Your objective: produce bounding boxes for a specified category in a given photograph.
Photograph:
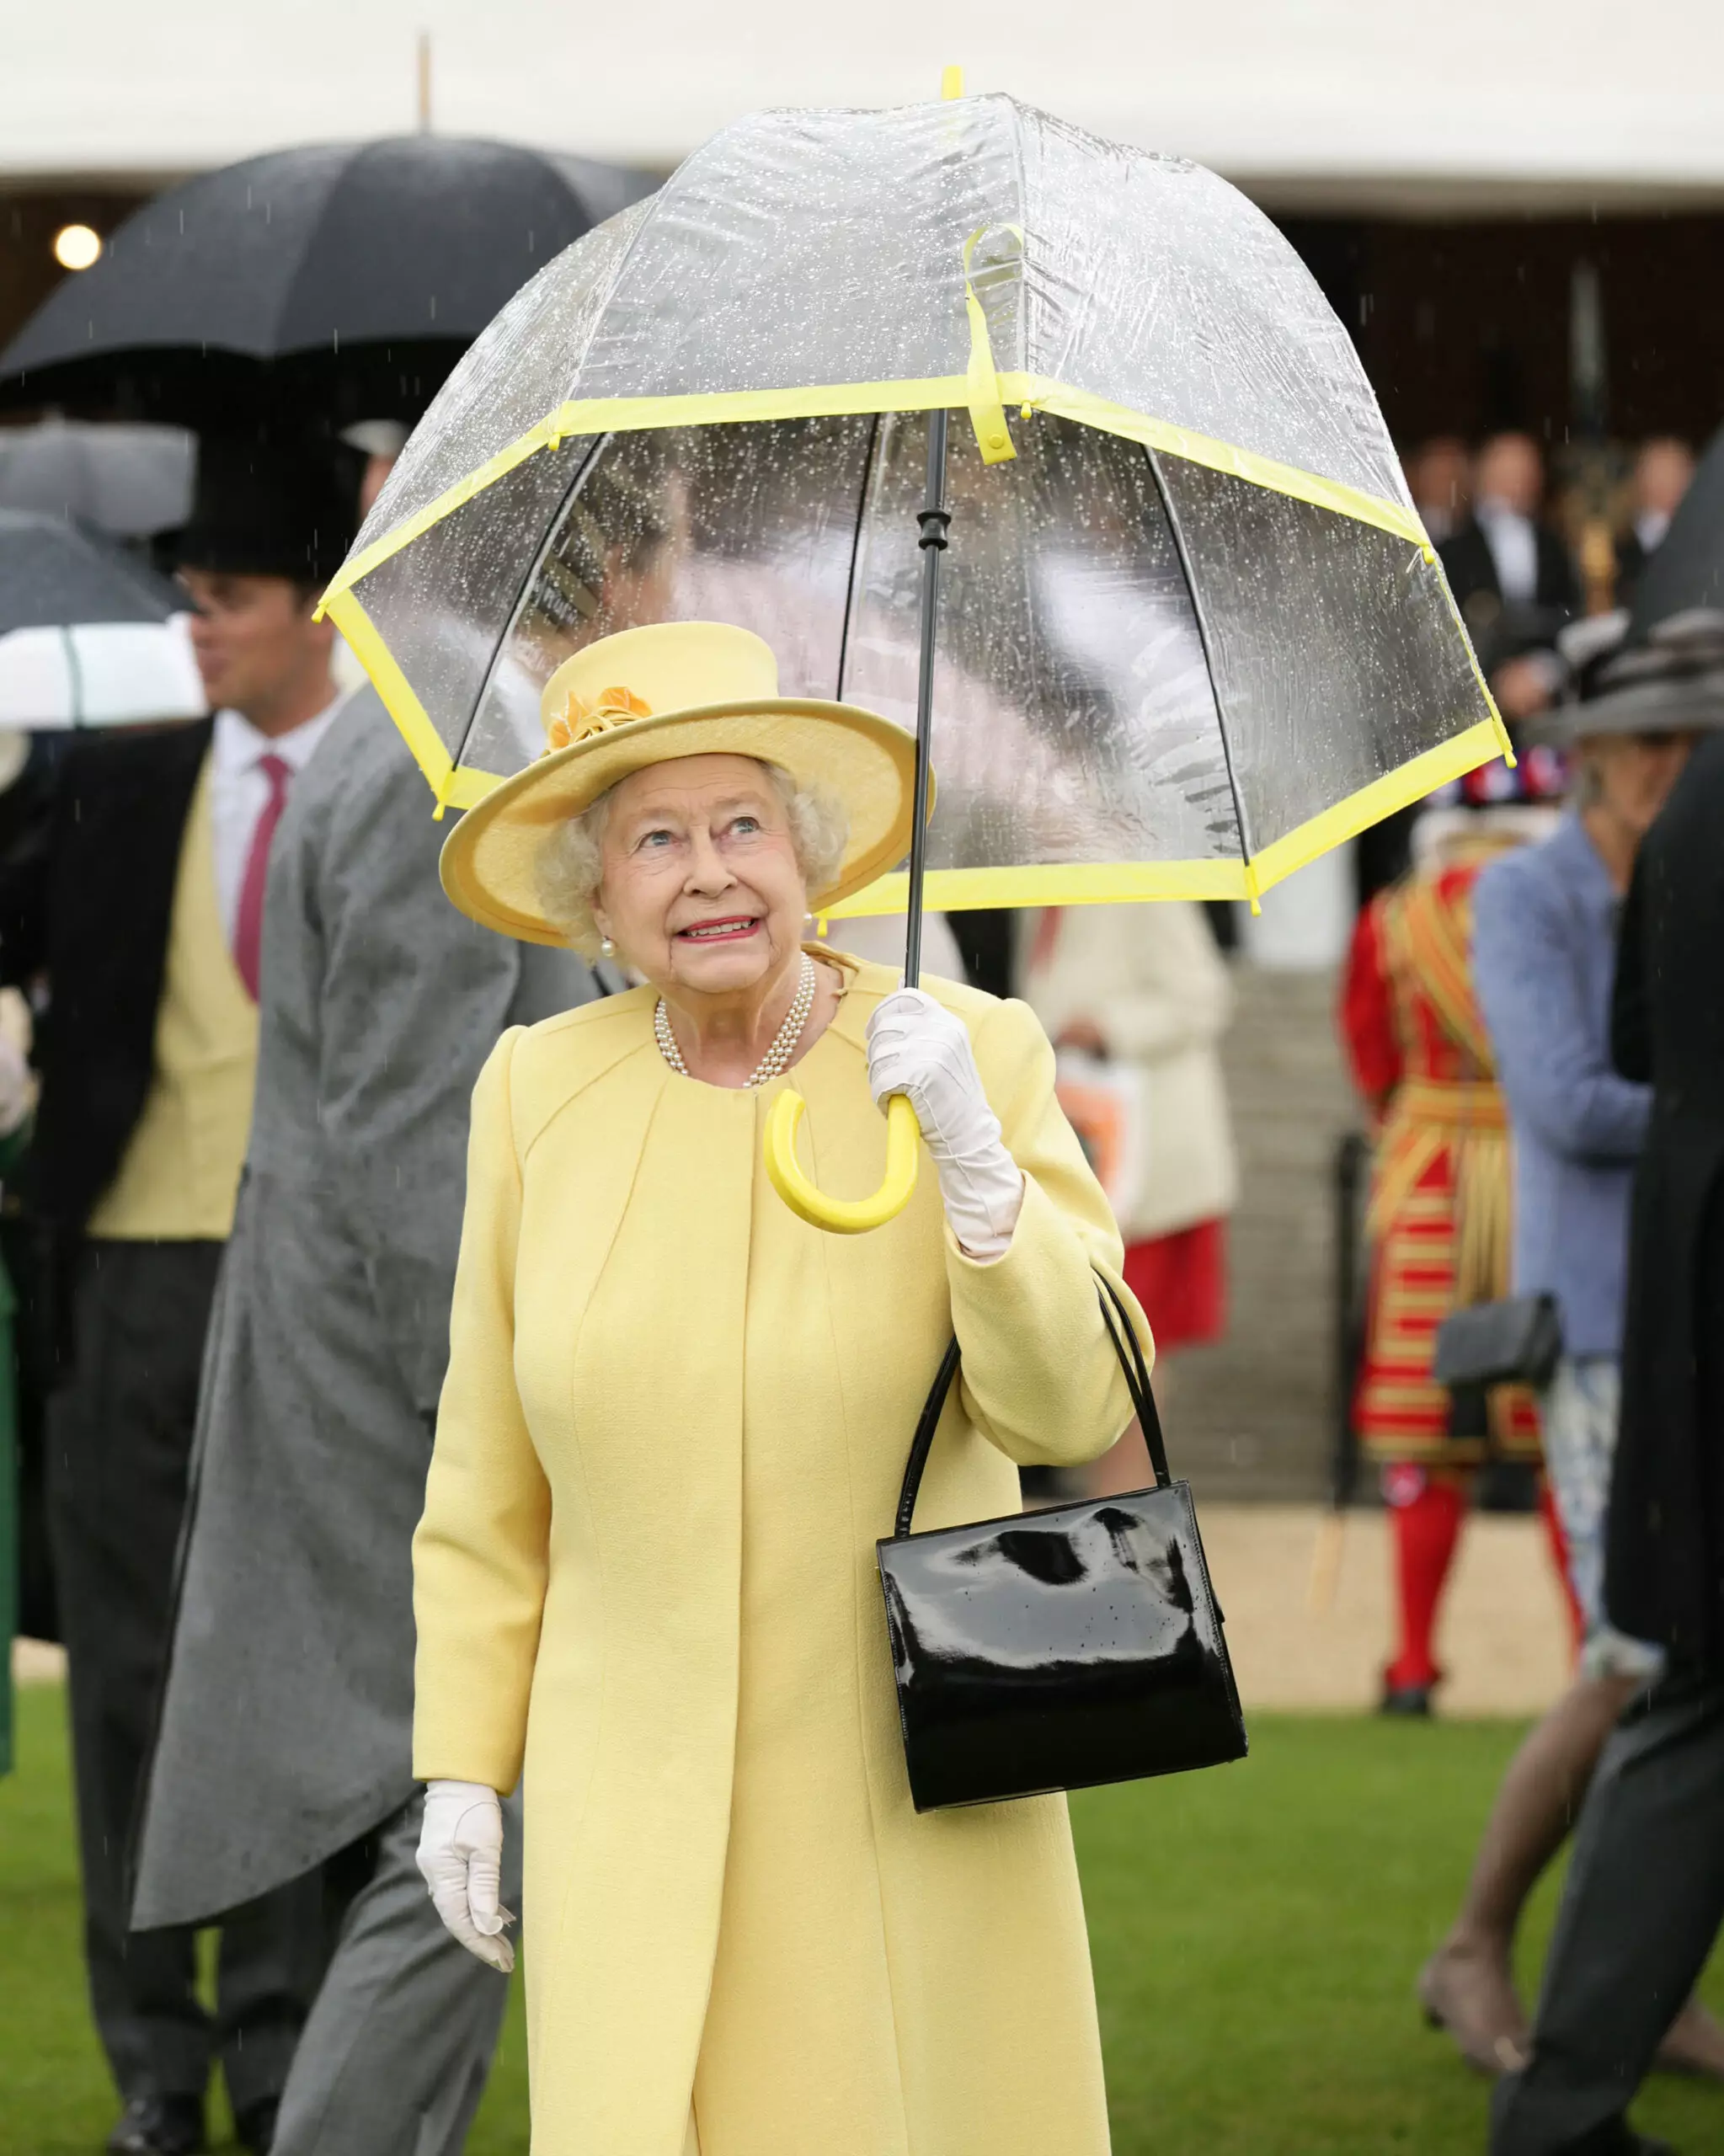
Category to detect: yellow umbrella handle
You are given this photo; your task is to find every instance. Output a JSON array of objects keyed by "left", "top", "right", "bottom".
[{"left": 765, "top": 1090, "right": 920, "bottom": 1235}]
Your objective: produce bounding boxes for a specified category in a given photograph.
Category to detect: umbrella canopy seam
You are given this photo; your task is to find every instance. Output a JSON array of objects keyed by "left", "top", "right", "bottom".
[
  {"left": 318, "top": 372, "right": 1430, "bottom": 612},
  {"left": 248, "top": 147, "right": 350, "bottom": 352},
  {"left": 1143, "top": 439, "right": 1256, "bottom": 894}
]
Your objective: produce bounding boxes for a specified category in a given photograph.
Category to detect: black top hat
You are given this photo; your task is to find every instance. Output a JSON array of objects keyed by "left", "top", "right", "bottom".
[{"left": 173, "top": 436, "right": 357, "bottom": 585}]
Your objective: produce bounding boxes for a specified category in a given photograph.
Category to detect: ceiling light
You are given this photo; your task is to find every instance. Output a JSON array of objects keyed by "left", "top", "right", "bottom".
[{"left": 52, "top": 224, "right": 102, "bottom": 272}]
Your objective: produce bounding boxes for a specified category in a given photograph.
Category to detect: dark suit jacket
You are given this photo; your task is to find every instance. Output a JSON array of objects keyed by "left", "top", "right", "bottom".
[
  {"left": 0, "top": 721, "right": 211, "bottom": 1239},
  {"left": 1438, "top": 517, "right": 1580, "bottom": 627},
  {"left": 1608, "top": 730, "right": 1724, "bottom": 1665}
]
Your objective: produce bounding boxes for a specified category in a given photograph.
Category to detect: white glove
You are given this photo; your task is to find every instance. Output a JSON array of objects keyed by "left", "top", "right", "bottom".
[
  {"left": 416, "top": 1780, "right": 515, "bottom": 1972},
  {"left": 867, "top": 988, "right": 1024, "bottom": 1261}
]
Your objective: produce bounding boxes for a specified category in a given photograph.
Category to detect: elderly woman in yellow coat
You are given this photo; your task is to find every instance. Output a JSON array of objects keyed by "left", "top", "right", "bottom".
[{"left": 411, "top": 621, "right": 1150, "bottom": 2156}]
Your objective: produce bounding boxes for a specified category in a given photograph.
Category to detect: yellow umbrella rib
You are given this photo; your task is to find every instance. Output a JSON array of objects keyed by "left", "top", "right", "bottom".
[{"left": 320, "top": 376, "right": 1428, "bottom": 607}]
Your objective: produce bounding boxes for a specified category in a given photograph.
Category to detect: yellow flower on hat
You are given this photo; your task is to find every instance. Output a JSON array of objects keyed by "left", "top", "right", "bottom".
[{"left": 543, "top": 684, "right": 654, "bottom": 753}]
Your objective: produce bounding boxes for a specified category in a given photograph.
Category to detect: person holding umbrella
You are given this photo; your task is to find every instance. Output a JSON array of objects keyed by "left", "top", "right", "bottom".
[
  {"left": 411, "top": 619, "right": 1145, "bottom": 2154},
  {"left": 307, "top": 88, "right": 1532, "bottom": 2143},
  {"left": 0, "top": 437, "right": 355, "bottom": 2156}
]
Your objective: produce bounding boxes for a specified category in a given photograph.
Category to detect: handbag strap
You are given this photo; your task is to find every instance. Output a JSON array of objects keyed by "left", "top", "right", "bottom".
[
  {"left": 1096, "top": 1271, "right": 1171, "bottom": 1486},
  {"left": 892, "top": 1272, "right": 1170, "bottom": 1541}
]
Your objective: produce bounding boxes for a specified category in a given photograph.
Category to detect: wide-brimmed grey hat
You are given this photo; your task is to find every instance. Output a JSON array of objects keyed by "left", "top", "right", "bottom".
[{"left": 1533, "top": 609, "right": 1724, "bottom": 743}]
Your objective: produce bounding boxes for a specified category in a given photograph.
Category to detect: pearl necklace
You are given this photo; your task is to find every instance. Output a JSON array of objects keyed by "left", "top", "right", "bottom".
[{"left": 654, "top": 952, "right": 818, "bottom": 1088}]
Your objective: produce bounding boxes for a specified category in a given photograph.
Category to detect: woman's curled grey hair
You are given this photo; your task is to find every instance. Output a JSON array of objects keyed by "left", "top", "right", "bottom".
[{"left": 536, "top": 759, "right": 849, "bottom": 958}]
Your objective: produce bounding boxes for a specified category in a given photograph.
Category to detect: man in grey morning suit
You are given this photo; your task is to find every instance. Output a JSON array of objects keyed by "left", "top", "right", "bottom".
[{"left": 131, "top": 686, "right": 606, "bottom": 2155}]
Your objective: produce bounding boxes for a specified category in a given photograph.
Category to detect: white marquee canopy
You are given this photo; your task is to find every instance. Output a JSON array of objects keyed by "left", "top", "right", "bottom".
[{"left": 6, "top": 0, "right": 1724, "bottom": 213}]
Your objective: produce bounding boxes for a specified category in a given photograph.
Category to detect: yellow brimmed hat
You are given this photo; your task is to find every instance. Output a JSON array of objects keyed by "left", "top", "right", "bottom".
[{"left": 439, "top": 621, "right": 921, "bottom": 944}]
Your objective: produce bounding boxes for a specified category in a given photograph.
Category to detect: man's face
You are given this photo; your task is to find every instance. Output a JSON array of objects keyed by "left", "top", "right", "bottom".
[
  {"left": 179, "top": 568, "right": 332, "bottom": 714},
  {"left": 1476, "top": 435, "right": 1544, "bottom": 518},
  {"left": 1635, "top": 440, "right": 1694, "bottom": 520}
]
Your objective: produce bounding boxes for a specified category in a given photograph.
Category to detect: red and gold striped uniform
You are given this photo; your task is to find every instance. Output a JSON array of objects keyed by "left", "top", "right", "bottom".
[{"left": 1342, "top": 857, "right": 1540, "bottom": 1467}]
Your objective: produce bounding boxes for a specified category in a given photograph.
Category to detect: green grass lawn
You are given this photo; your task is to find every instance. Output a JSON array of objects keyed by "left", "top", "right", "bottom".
[{"left": 3, "top": 1686, "right": 1720, "bottom": 2154}]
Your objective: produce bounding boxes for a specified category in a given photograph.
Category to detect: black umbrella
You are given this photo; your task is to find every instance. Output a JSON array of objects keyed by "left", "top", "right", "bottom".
[
  {"left": 0, "top": 510, "right": 203, "bottom": 725},
  {"left": 1627, "top": 422, "right": 1724, "bottom": 640},
  {"left": 0, "top": 137, "right": 655, "bottom": 429}
]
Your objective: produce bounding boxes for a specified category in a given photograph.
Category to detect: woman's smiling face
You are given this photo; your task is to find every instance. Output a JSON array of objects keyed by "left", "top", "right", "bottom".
[{"left": 590, "top": 753, "right": 809, "bottom": 996}]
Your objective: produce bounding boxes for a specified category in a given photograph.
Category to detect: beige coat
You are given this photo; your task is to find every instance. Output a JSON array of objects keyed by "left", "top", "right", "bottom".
[
  {"left": 1018, "top": 903, "right": 1238, "bottom": 1243},
  {"left": 413, "top": 953, "right": 1147, "bottom": 2154}
]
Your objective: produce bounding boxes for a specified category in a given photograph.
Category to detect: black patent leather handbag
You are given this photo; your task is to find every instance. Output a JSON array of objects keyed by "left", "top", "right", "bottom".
[{"left": 878, "top": 1275, "right": 1248, "bottom": 1812}]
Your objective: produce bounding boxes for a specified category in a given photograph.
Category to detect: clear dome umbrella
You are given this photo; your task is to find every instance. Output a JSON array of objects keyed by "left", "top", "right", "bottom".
[{"left": 318, "top": 84, "right": 1508, "bottom": 1232}]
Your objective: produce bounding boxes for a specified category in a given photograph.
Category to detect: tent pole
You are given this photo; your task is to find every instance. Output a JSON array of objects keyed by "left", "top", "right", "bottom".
[{"left": 905, "top": 407, "right": 950, "bottom": 989}]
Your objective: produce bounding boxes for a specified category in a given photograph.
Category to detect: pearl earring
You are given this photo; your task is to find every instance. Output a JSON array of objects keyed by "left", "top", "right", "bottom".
[{"left": 599, "top": 936, "right": 616, "bottom": 957}]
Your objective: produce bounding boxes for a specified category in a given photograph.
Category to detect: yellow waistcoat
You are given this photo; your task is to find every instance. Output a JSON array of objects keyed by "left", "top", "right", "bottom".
[
  {"left": 414, "top": 954, "right": 1151, "bottom": 2156},
  {"left": 88, "top": 756, "right": 258, "bottom": 1241}
]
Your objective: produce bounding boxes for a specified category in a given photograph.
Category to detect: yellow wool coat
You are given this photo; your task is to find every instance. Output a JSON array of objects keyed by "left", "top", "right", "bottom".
[{"left": 414, "top": 953, "right": 1150, "bottom": 2156}]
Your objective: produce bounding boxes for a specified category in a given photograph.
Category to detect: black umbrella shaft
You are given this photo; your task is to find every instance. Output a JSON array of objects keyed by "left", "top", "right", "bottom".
[{"left": 905, "top": 408, "right": 951, "bottom": 989}]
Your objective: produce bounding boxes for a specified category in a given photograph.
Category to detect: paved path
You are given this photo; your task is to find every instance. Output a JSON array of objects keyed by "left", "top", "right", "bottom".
[{"left": 1201, "top": 1502, "right": 1573, "bottom": 1716}]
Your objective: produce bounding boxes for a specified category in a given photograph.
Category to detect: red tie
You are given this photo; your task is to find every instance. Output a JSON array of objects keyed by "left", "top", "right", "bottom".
[{"left": 233, "top": 753, "right": 291, "bottom": 1002}]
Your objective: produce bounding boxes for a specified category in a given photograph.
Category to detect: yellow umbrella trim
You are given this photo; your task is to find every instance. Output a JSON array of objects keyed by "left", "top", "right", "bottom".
[
  {"left": 328, "top": 577, "right": 1501, "bottom": 906},
  {"left": 821, "top": 716, "right": 1505, "bottom": 915},
  {"left": 318, "top": 371, "right": 1431, "bottom": 612}
]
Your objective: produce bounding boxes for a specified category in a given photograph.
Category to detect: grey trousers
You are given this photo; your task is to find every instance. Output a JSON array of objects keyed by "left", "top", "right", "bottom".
[
  {"left": 48, "top": 1240, "right": 324, "bottom": 2114},
  {"left": 1491, "top": 1668, "right": 1724, "bottom": 2154},
  {"left": 271, "top": 1790, "right": 520, "bottom": 2156}
]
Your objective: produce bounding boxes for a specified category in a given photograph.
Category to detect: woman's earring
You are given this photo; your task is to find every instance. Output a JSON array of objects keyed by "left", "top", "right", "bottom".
[{"left": 599, "top": 936, "right": 616, "bottom": 958}]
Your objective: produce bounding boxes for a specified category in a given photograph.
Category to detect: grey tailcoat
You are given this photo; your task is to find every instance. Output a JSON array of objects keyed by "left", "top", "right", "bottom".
[{"left": 132, "top": 690, "right": 601, "bottom": 1928}]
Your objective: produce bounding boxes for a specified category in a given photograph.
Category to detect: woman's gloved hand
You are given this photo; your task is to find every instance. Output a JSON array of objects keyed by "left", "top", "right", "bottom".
[
  {"left": 867, "top": 987, "right": 1024, "bottom": 1261},
  {"left": 415, "top": 1780, "right": 515, "bottom": 1972}
]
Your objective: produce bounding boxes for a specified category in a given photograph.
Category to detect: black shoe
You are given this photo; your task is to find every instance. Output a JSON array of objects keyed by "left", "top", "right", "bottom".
[
  {"left": 105, "top": 2095, "right": 206, "bottom": 2156},
  {"left": 233, "top": 2097, "right": 280, "bottom": 2156},
  {"left": 1379, "top": 1680, "right": 1435, "bottom": 1717}
]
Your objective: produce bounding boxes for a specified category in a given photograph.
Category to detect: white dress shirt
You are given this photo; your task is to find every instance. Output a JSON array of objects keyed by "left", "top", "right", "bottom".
[
  {"left": 210, "top": 694, "right": 347, "bottom": 947},
  {"left": 1635, "top": 509, "right": 1672, "bottom": 556},
  {"left": 1476, "top": 502, "right": 1540, "bottom": 607}
]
